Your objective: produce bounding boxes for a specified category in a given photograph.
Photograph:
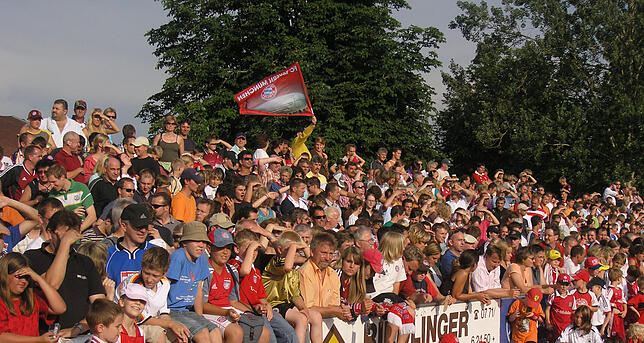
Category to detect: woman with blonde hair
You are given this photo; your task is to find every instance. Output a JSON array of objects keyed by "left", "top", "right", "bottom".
[
  {"left": 153, "top": 115, "right": 184, "bottom": 172},
  {"left": 83, "top": 133, "right": 122, "bottom": 183},
  {"left": 423, "top": 242, "right": 443, "bottom": 287},
  {"left": 408, "top": 223, "right": 432, "bottom": 251},
  {"left": 251, "top": 187, "right": 278, "bottom": 224},
  {"left": 83, "top": 108, "right": 120, "bottom": 137}
]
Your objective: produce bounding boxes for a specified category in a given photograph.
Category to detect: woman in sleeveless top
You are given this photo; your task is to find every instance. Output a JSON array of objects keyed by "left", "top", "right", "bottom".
[
  {"left": 153, "top": 115, "right": 184, "bottom": 171},
  {"left": 502, "top": 246, "right": 553, "bottom": 294}
]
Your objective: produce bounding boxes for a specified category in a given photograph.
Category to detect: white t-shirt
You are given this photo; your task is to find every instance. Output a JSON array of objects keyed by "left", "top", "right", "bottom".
[
  {"left": 370, "top": 258, "right": 406, "bottom": 297},
  {"left": 563, "top": 257, "right": 581, "bottom": 275},
  {"left": 40, "top": 117, "right": 85, "bottom": 148},
  {"left": 0, "top": 156, "right": 12, "bottom": 172},
  {"left": 557, "top": 325, "right": 602, "bottom": 343},
  {"left": 590, "top": 291, "right": 611, "bottom": 326}
]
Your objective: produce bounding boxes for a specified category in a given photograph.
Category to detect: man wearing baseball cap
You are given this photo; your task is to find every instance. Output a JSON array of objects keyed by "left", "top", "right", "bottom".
[
  {"left": 131, "top": 136, "right": 162, "bottom": 177},
  {"left": 106, "top": 203, "right": 162, "bottom": 287},
  {"left": 21, "top": 109, "right": 56, "bottom": 148},
  {"left": 171, "top": 168, "right": 203, "bottom": 223},
  {"left": 508, "top": 287, "right": 544, "bottom": 343},
  {"left": 229, "top": 132, "right": 247, "bottom": 156},
  {"left": 72, "top": 100, "right": 87, "bottom": 127}
]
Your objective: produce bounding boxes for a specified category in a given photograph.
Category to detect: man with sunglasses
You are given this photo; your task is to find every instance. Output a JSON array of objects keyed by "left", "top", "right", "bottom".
[
  {"left": 229, "top": 132, "right": 247, "bottom": 156},
  {"left": 98, "top": 177, "right": 135, "bottom": 221},
  {"left": 71, "top": 100, "right": 87, "bottom": 127}
]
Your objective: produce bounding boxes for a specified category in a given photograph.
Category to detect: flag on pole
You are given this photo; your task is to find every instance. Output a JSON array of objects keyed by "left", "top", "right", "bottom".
[{"left": 235, "top": 62, "right": 314, "bottom": 116}]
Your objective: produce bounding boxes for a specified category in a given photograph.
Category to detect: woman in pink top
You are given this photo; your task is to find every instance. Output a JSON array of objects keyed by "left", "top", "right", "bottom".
[{"left": 502, "top": 246, "right": 553, "bottom": 294}]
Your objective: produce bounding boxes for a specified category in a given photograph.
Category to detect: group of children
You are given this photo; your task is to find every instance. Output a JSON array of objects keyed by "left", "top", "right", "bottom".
[{"left": 508, "top": 248, "right": 644, "bottom": 343}]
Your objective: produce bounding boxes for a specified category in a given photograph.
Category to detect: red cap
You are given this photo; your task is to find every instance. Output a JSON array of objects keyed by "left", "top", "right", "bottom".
[
  {"left": 572, "top": 269, "right": 590, "bottom": 283},
  {"left": 440, "top": 334, "right": 459, "bottom": 343},
  {"left": 584, "top": 257, "right": 608, "bottom": 270},
  {"left": 362, "top": 249, "right": 384, "bottom": 274},
  {"left": 525, "top": 287, "right": 543, "bottom": 308},
  {"left": 27, "top": 109, "right": 42, "bottom": 120},
  {"left": 557, "top": 273, "right": 572, "bottom": 283}
]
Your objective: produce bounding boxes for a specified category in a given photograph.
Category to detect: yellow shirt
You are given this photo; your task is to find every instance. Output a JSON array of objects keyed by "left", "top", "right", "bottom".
[
  {"left": 171, "top": 191, "right": 196, "bottom": 223},
  {"left": 292, "top": 124, "right": 315, "bottom": 159},
  {"left": 262, "top": 256, "right": 303, "bottom": 307},
  {"left": 298, "top": 260, "right": 340, "bottom": 308},
  {"left": 305, "top": 171, "right": 327, "bottom": 185}
]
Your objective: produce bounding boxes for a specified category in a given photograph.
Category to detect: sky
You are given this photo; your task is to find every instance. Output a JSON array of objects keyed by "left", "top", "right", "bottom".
[{"left": 0, "top": 1, "right": 476, "bottom": 141}]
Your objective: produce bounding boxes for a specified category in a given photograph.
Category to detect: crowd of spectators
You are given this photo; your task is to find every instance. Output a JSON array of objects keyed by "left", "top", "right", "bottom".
[{"left": 1, "top": 98, "right": 644, "bottom": 343}]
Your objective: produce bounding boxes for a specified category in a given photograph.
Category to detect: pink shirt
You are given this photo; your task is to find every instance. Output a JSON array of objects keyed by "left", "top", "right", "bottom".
[{"left": 471, "top": 255, "right": 501, "bottom": 292}]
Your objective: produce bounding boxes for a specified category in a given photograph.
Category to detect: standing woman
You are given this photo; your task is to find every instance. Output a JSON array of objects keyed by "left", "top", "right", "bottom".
[
  {"left": 84, "top": 108, "right": 120, "bottom": 137},
  {"left": 0, "top": 252, "right": 66, "bottom": 341},
  {"left": 153, "top": 115, "right": 184, "bottom": 172}
]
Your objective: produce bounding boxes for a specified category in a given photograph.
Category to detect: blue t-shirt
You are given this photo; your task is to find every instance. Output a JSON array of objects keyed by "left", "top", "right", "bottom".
[
  {"left": 2, "top": 225, "right": 22, "bottom": 255},
  {"left": 439, "top": 249, "right": 458, "bottom": 277},
  {"left": 106, "top": 240, "right": 154, "bottom": 287},
  {"left": 166, "top": 248, "right": 210, "bottom": 311}
]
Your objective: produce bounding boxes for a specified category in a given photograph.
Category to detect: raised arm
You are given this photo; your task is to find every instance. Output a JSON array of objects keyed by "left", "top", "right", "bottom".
[{"left": 0, "top": 195, "right": 39, "bottom": 236}]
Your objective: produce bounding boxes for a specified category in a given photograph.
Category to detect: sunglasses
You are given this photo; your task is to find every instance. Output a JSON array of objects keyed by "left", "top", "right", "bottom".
[
  {"left": 313, "top": 215, "right": 326, "bottom": 220},
  {"left": 173, "top": 235, "right": 182, "bottom": 241},
  {"left": 242, "top": 157, "right": 253, "bottom": 161},
  {"left": 106, "top": 115, "right": 116, "bottom": 120},
  {"left": 151, "top": 203, "right": 167, "bottom": 209},
  {"left": 121, "top": 188, "right": 134, "bottom": 193}
]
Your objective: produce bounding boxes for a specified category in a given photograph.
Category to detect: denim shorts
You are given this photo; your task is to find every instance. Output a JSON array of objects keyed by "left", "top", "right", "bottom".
[{"left": 169, "top": 310, "right": 218, "bottom": 337}]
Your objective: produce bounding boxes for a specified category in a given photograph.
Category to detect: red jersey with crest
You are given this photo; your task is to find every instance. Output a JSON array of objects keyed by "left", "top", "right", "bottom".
[
  {"left": 547, "top": 291, "right": 576, "bottom": 335},
  {"left": 572, "top": 290, "right": 593, "bottom": 308},
  {"left": 229, "top": 257, "right": 267, "bottom": 306},
  {"left": 207, "top": 261, "right": 234, "bottom": 307}
]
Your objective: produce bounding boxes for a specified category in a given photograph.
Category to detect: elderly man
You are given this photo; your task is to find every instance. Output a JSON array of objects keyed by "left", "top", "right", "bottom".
[
  {"left": 439, "top": 230, "right": 466, "bottom": 277},
  {"left": 89, "top": 157, "right": 121, "bottom": 215},
  {"left": 53, "top": 131, "right": 85, "bottom": 183},
  {"left": 40, "top": 99, "right": 85, "bottom": 148},
  {"left": 324, "top": 207, "right": 341, "bottom": 232},
  {"left": 471, "top": 245, "right": 520, "bottom": 298},
  {"left": 299, "top": 232, "right": 352, "bottom": 324},
  {"left": 354, "top": 225, "right": 375, "bottom": 250}
]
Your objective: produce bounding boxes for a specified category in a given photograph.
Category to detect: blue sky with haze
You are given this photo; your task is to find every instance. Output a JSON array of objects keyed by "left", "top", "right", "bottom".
[{"left": 0, "top": 0, "right": 475, "bottom": 140}]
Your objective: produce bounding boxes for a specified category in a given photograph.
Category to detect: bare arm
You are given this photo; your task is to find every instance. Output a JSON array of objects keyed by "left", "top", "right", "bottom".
[
  {"left": 19, "top": 185, "right": 40, "bottom": 207},
  {"left": 194, "top": 281, "right": 204, "bottom": 315},
  {"left": 152, "top": 134, "right": 161, "bottom": 146},
  {"left": 80, "top": 205, "right": 97, "bottom": 232},
  {"left": 43, "top": 229, "right": 82, "bottom": 289},
  {"left": 19, "top": 267, "right": 66, "bottom": 314},
  {"left": 177, "top": 136, "right": 185, "bottom": 156},
  {"left": 0, "top": 195, "right": 39, "bottom": 236},
  {"left": 239, "top": 242, "right": 260, "bottom": 277}
]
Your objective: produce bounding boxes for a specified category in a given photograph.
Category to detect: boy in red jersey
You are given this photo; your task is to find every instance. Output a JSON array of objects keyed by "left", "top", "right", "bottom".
[
  {"left": 545, "top": 274, "right": 577, "bottom": 342},
  {"left": 572, "top": 270, "right": 594, "bottom": 308}
]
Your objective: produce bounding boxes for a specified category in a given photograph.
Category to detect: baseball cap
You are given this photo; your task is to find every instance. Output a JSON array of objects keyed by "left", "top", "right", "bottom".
[
  {"left": 546, "top": 250, "right": 562, "bottom": 260},
  {"left": 441, "top": 158, "right": 453, "bottom": 167},
  {"left": 585, "top": 257, "right": 609, "bottom": 271},
  {"left": 180, "top": 168, "right": 204, "bottom": 184},
  {"left": 180, "top": 221, "right": 210, "bottom": 243},
  {"left": 363, "top": 249, "right": 384, "bottom": 274},
  {"left": 572, "top": 269, "right": 590, "bottom": 283},
  {"left": 120, "top": 204, "right": 152, "bottom": 228},
  {"left": 121, "top": 283, "right": 148, "bottom": 303},
  {"left": 517, "top": 203, "right": 529, "bottom": 211},
  {"left": 74, "top": 100, "right": 87, "bottom": 110},
  {"left": 524, "top": 287, "right": 543, "bottom": 308},
  {"left": 235, "top": 132, "right": 247, "bottom": 139},
  {"left": 27, "top": 109, "right": 43, "bottom": 120},
  {"left": 464, "top": 234, "right": 478, "bottom": 245},
  {"left": 208, "top": 213, "right": 234, "bottom": 229},
  {"left": 587, "top": 276, "right": 606, "bottom": 289},
  {"left": 557, "top": 273, "right": 572, "bottom": 284},
  {"left": 440, "top": 334, "right": 459, "bottom": 343},
  {"left": 209, "top": 228, "right": 236, "bottom": 248},
  {"left": 132, "top": 136, "right": 150, "bottom": 147}
]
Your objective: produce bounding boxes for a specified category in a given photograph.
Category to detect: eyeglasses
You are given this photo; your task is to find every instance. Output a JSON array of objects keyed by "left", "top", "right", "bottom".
[
  {"left": 133, "top": 225, "right": 148, "bottom": 231},
  {"left": 313, "top": 215, "right": 326, "bottom": 220},
  {"left": 121, "top": 188, "right": 134, "bottom": 193},
  {"left": 237, "top": 137, "right": 246, "bottom": 140},
  {"left": 354, "top": 185, "right": 364, "bottom": 189},
  {"left": 151, "top": 203, "right": 167, "bottom": 209}
]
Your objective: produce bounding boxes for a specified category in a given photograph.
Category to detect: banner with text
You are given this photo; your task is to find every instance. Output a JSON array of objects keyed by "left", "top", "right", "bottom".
[{"left": 235, "top": 63, "right": 314, "bottom": 116}]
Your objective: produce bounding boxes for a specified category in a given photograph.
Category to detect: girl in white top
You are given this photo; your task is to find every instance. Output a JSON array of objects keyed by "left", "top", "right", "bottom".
[
  {"left": 371, "top": 231, "right": 407, "bottom": 297},
  {"left": 557, "top": 306, "right": 603, "bottom": 343}
]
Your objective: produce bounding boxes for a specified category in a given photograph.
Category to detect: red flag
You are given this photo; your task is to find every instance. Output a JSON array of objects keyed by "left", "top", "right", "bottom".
[{"left": 235, "top": 63, "right": 314, "bottom": 116}]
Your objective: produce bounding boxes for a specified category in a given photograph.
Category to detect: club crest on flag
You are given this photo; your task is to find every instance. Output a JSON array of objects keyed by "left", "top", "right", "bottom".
[{"left": 261, "top": 84, "right": 277, "bottom": 100}]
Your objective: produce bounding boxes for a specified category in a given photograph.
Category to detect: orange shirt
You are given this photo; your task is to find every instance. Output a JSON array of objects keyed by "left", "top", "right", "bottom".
[
  {"left": 298, "top": 260, "right": 340, "bottom": 308},
  {"left": 171, "top": 191, "right": 195, "bottom": 223},
  {"left": 508, "top": 299, "right": 544, "bottom": 343}
]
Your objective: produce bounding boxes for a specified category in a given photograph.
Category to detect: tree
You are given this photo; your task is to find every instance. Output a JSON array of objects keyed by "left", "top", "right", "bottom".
[
  {"left": 437, "top": 0, "right": 643, "bottom": 193},
  {"left": 140, "top": 0, "right": 445, "bottom": 162}
]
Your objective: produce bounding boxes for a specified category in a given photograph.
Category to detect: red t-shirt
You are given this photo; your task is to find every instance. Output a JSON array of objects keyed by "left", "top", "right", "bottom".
[
  {"left": 627, "top": 292, "right": 644, "bottom": 324},
  {"left": 399, "top": 274, "right": 438, "bottom": 299},
  {"left": 54, "top": 149, "right": 84, "bottom": 183},
  {"left": 207, "top": 261, "right": 234, "bottom": 307},
  {"left": 547, "top": 291, "right": 576, "bottom": 335},
  {"left": 0, "top": 294, "right": 50, "bottom": 336},
  {"left": 119, "top": 324, "right": 144, "bottom": 343},
  {"left": 228, "top": 258, "right": 267, "bottom": 306},
  {"left": 572, "top": 290, "right": 593, "bottom": 308}
]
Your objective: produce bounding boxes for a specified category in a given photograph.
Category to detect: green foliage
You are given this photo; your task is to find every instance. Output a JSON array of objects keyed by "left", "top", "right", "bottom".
[
  {"left": 437, "top": 0, "right": 643, "bottom": 193},
  {"left": 140, "top": 0, "right": 445, "bottom": 163}
]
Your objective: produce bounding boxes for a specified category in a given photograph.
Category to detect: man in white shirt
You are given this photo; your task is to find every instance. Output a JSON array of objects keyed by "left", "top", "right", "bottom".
[
  {"left": 436, "top": 158, "right": 452, "bottom": 182},
  {"left": 40, "top": 99, "right": 85, "bottom": 148},
  {"left": 563, "top": 245, "right": 585, "bottom": 275},
  {"left": 471, "top": 245, "right": 520, "bottom": 298}
]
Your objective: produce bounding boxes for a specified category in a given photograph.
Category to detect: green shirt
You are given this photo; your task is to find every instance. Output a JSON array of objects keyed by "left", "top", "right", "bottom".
[{"left": 49, "top": 180, "right": 94, "bottom": 219}]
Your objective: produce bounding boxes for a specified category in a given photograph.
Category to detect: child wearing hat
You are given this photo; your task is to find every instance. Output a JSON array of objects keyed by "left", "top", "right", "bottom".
[
  {"left": 545, "top": 274, "right": 577, "bottom": 342},
  {"left": 586, "top": 257, "right": 610, "bottom": 280},
  {"left": 588, "top": 276, "right": 611, "bottom": 337},
  {"left": 545, "top": 250, "right": 563, "bottom": 285},
  {"left": 508, "top": 287, "right": 544, "bottom": 343},
  {"left": 118, "top": 283, "right": 149, "bottom": 343},
  {"left": 166, "top": 221, "right": 222, "bottom": 343},
  {"left": 572, "top": 270, "right": 593, "bottom": 308}
]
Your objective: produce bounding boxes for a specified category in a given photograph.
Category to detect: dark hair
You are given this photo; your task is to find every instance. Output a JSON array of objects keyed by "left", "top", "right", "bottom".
[
  {"left": 37, "top": 197, "right": 63, "bottom": 217},
  {"left": 35, "top": 158, "right": 56, "bottom": 171},
  {"left": 451, "top": 249, "right": 479, "bottom": 276},
  {"left": 515, "top": 246, "right": 534, "bottom": 264},
  {"left": 47, "top": 210, "right": 81, "bottom": 232},
  {"left": 570, "top": 245, "right": 585, "bottom": 258},
  {"left": 54, "top": 99, "right": 68, "bottom": 111},
  {"left": 151, "top": 192, "right": 172, "bottom": 207},
  {"left": 117, "top": 177, "right": 135, "bottom": 189},
  {"left": 122, "top": 124, "right": 136, "bottom": 138},
  {"left": 86, "top": 298, "right": 123, "bottom": 331},
  {"left": 237, "top": 150, "right": 252, "bottom": 160}
]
